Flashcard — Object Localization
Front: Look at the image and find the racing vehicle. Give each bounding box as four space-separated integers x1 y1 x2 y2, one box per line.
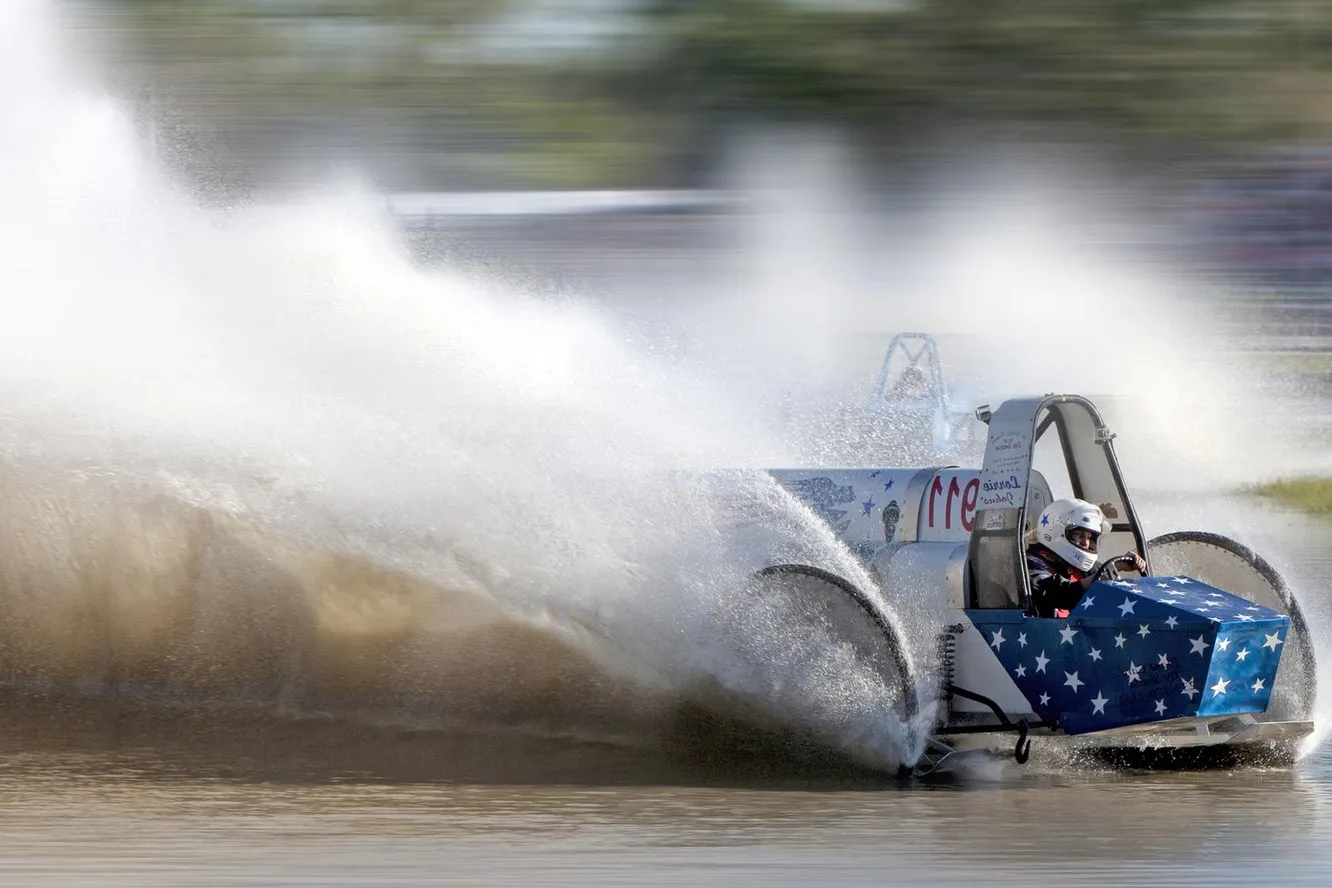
748 393 1317 776
860 332 979 462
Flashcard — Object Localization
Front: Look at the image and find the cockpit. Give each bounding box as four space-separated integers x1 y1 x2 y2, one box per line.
966 395 1150 611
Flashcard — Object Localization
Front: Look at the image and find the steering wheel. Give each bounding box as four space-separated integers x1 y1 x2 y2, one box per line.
1089 554 1142 584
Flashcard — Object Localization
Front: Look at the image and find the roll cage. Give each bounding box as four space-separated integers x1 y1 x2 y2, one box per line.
966 395 1149 610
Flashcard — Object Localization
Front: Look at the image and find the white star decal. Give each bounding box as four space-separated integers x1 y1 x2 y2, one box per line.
1015 664 1027 678
1158 653 1170 668
1039 692 1051 706
1263 632 1284 651
1154 699 1167 715
1113 633 1127 649
1235 648 1250 662
1108 580 1133 589
1189 635 1210 656
1089 647 1103 662
1118 598 1137 616
1017 632 1028 648
1137 623 1152 639
1164 616 1178 629
1079 596 1096 610
1059 625 1079 645
1091 691 1109 715
1236 614 1255 622
1125 661 1142 684
1172 577 1191 585
1245 605 1262 611
1210 676 1231 697
1181 678 1199 700
1034 651 1050 674
1197 603 1212 611
1216 638 1231 652
1252 678 1266 692
1064 671 1084 693
990 629 1006 650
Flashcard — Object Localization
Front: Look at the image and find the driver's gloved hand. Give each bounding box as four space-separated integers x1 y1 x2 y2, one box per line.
1099 563 1120 582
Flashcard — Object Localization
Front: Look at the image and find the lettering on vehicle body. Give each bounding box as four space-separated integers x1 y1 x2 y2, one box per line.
919 470 982 541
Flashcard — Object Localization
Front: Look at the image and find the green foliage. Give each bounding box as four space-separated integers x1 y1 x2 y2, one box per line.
85 0 1332 187
1245 477 1332 518
622 0 1332 138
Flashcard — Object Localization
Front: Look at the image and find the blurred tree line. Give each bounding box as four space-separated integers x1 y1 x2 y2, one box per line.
79 0 1332 191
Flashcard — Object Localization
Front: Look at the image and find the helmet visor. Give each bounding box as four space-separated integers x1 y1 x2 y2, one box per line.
1066 526 1099 554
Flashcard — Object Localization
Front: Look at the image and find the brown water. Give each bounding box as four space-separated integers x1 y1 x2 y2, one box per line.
1 740 1329 887
0 493 1329 888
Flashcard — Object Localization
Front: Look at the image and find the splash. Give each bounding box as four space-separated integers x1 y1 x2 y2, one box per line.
0 0 931 773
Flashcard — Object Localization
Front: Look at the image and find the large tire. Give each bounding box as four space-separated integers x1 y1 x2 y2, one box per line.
1147 531 1316 723
751 564 920 723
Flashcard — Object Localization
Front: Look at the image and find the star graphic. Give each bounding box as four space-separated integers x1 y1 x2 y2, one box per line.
1015 664 1027 678
1189 635 1210 656
1197 603 1212 611
1079 596 1096 610
1059 625 1079 645
1034 651 1050 674
1181 678 1199 700
1137 624 1151 639
869 471 879 478
1216 638 1231 652
1235 648 1250 662
1125 661 1142 684
1108 580 1133 590
1017 632 1028 648
1237 614 1255 622
884 478 894 489
1252 678 1266 692
1158 653 1171 668
1091 691 1109 715
1155 699 1167 715
1210 676 1231 697
862 498 875 516
990 629 1006 651
1172 577 1191 585
1089 647 1103 662
1041 514 1049 526
1155 580 1173 590
1117 599 1137 616
1263 632 1284 651
1164 616 1178 629
1245 605 1262 611
1064 671 1084 693
1113 633 1127 649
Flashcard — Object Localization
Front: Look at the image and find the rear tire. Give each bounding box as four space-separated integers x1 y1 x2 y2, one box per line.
751 564 920 722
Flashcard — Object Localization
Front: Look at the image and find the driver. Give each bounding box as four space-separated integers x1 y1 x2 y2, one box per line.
1027 498 1147 618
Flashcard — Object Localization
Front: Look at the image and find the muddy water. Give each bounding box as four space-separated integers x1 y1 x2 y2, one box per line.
1 494 1329 888
0 735 1329 887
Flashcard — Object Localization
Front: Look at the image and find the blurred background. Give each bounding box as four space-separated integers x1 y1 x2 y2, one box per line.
65 0 1332 295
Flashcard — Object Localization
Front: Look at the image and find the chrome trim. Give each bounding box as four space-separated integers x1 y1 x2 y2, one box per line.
896 466 950 544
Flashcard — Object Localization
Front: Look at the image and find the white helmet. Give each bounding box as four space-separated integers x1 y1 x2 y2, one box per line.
1035 498 1110 573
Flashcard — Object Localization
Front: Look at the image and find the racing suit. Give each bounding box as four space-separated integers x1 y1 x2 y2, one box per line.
1026 544 1085 618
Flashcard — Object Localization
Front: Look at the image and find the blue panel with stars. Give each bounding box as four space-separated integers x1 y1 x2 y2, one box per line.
965 576 1289 735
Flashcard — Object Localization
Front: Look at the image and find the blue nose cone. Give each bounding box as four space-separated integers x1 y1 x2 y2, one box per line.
967 576 1290 734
